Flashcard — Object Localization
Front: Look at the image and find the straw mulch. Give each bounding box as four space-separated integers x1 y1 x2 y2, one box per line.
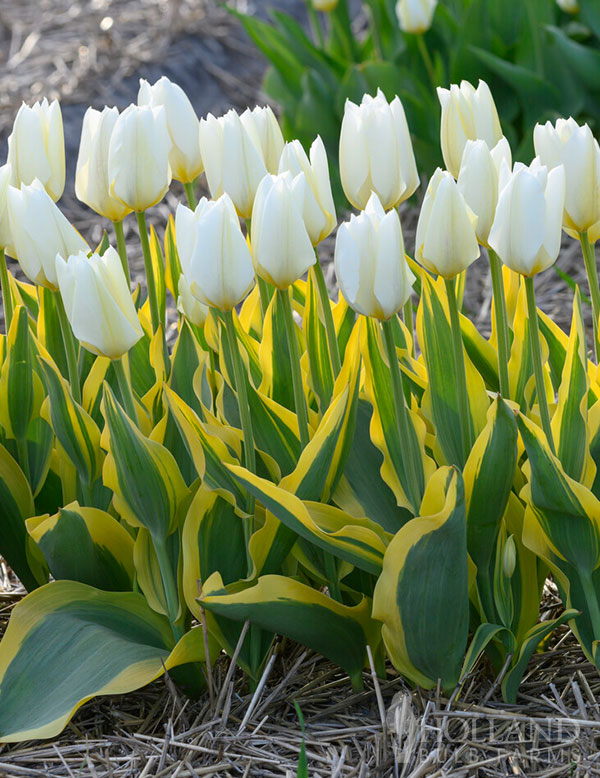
1 1 600 775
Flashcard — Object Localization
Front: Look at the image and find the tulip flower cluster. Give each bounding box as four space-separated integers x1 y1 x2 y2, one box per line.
2 72 600 748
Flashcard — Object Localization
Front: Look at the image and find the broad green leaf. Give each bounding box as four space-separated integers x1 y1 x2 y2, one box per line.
149 226 167 327
303 268 334 411
0 306 37 441
362 316 434 512
133 527 182 621
36 287 67 379
228 464 390 575
372 467 469 693
545 25 600 90
258 288 300 410
163 215 181 301
39 357 103 488
246 385 301 478
0 581 175 742
551 289 594 484
201 572 379 688
464 397 518 622
27 502 134 591
0 442 48 591
101 383 188 540
417 274 489 468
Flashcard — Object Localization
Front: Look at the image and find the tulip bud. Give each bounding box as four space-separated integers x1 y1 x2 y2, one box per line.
251 172 316 289
199 109 269 219
7 98 65 201
175 194 255 311
239 106 285 175
339 89 419 210
437 80 503 178
278 137 336 244
502 535 517 579
177 273 209 327
534 118 600 240
457 137 512 247
556 0 578 12
55 247 143 359
415 168 480 278
312 0 338 9
75 107 132 222
137 76 203 184
0 165 13 251
7 180 89 288
107 104 172 212
335 192 415 319
488 161 566 277
395 0 437 33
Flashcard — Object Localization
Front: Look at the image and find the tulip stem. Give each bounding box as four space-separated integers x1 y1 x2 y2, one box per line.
222 309 256 570
53 290 81 405
417 34 437 90
113 220 130 288
278 288 310 449
136 211 160 333
154 537 184 641
579 231 600 362
381 318 424 513
306 0 325 48
488 249 511 397
403 298 414 357
444 277 473 467
0 249 13 333
311 257 341 377
184 182 197 210
113 356 138 425
524 276 555 455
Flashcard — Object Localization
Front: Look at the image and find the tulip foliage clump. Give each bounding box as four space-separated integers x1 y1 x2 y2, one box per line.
1 73 600 743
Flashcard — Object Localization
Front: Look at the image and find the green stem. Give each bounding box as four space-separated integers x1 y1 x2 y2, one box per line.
488 249 511 397
222 309 256 554
278 288 310 449
579 231 600 362
324 553 342 602
0 248 14 332
579 569 600 643
113 356 138 425
311 257 341 377
381 318 424 513
136 211 160 333
524 276 555 455
113 220 130 288
403 298 414 358
184 181 197 210
81 478 95 508
16 436 30 482
444 277 474 467
154 537 184 641
417 34 437 89
306 1 325 48
524 0 544 77
53 290 81 405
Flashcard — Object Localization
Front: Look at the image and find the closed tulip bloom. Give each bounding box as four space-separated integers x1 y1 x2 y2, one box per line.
415 168 480 278
278 137 336 244
108 104 172 212
488 161 566 277
75 107 132 222
175 194 255 311
251 172 316 288
438 80 503 178
7 98 65 201
239 106 285 175
176 273 209 327
335 192 415 320
556 0 578 12
0 165 13 251
312 0 337 9
534 118 600 240
395 0 437 33
7 180 89 288
339 90 419 211
199 109 268 219
138 76 203 184
457 137 511 246
55 247 143 359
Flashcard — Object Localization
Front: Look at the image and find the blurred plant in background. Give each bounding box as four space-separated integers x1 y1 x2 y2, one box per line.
233 0 600 203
